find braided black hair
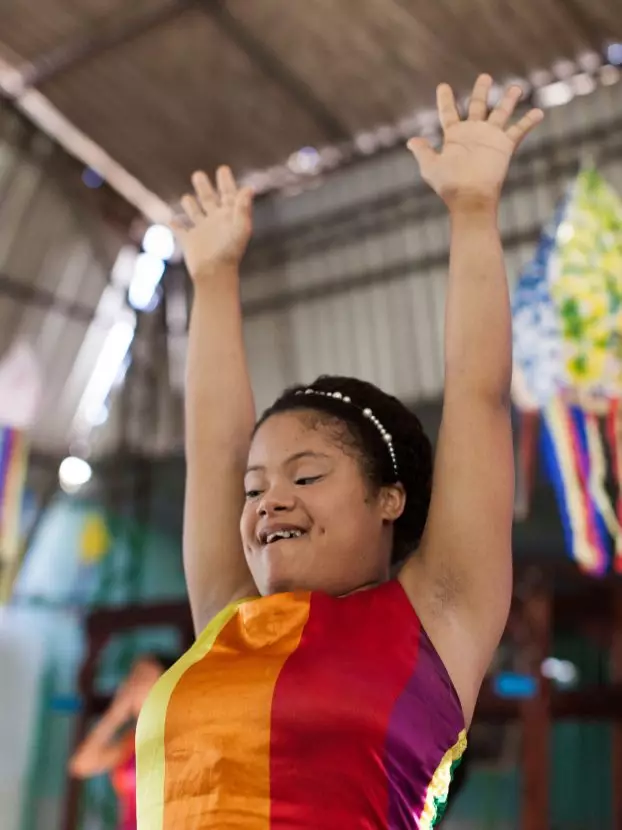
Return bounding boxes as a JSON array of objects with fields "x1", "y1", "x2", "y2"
[{"x1": 256, "y1": 375, "x2": 432, "y2": 564}]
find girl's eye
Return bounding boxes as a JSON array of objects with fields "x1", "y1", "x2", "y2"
[
  {"x1": 295, "y1": 476, "x2": 322, "y2": 486},
  {"x1": 245, "y1": 489, "x2": 262, "y2": 500}
]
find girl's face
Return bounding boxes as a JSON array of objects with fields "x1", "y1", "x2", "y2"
[{"x1": 240, "y1": 410, "x2": 404, "y2": 596}]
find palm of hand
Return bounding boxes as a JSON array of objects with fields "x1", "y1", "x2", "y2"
[
  {"x1": 408, "y1": 75, "x2": 543, "y2": 209},
  {"x1": 183, "y1": 207, "x2": 251, "y2": 275},
  {"x1": 173, "y1": 167, "x2": 254, "y2": 279},
  {"x1": 433, "y1": 121, "x2": 513, "y2": 203}
]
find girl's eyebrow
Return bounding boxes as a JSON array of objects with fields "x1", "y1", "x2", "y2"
[{"x1": 245, "y1": 450, "x2": 331, "y2": 474}]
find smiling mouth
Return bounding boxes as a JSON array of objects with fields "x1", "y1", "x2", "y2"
[{"x1": 262, "y1": 529, "x2": 306, "y2": 545}]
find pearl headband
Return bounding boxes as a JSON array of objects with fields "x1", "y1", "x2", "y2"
[{"x1": 294, "y1": 388, "x2": 399, "y2": 478}]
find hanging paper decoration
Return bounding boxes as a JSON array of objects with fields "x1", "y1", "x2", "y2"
[
  {"x1": 0, "y1": 340, "x2": 40, "y2": 601},
  {"x1": 606, "y1": 399, "x2": 622, "y2": 571},
  {"x1": 552, "y1": 168, "x2": 622, "y2": 398},
  {"x1": 512, "y1": 168, "x2": 622, "y2": 574},
  {"x1": 0, "y1": 426, "x2": 29, "y2": 600},
  {"x1": 513, "y1": 197, "x2": 568, "y2": 409}
]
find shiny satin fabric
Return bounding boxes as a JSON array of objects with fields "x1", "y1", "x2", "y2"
[{"x1": 136, "y1": 581, "x2": 466, "y2": 830}]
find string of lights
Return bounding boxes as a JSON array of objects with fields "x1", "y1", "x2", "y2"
[{"x1": 239, "y1": 46, "x2": 622, "y2": 198}]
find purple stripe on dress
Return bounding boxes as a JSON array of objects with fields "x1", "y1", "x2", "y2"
[{"x1": 383, "y1": 587, "x2": 465, "y2": 829}]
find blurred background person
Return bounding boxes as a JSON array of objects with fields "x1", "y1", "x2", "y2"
[{"x1": 69, "y1": 655, "x2": 176, "y2": 830}]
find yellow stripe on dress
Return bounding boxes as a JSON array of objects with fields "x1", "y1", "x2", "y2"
[
  {"x1": 419, "y1": 729, "x2": 468, "y2": 830},
  {"x1": 135, "y1": 600, "x2": 249, "y2": 830}
]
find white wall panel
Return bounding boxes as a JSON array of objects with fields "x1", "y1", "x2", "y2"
[{"x1": 244, "y1": 311, "x2": 290, "y2": 414}]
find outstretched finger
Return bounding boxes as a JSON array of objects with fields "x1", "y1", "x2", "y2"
[
  {"x1": 506, "y1": 108, "x2": 544, "y2": 147},
  {"x1": 468, "y1": 74, "x2": 493, "y2": 121},
  {"x1": 192, "y1": 171, "x2": 218, "y2": 214},
  {"x1": 216, "y1": 165, "x2": 237, "y2": 208},
  {"x1": 437, "y1": 83, "x2": 460, "y2": 131},
  {"x1": 180, "y1": 194, "x2": 203, "y2": 224},
  {"x1": 488, "y1": 84, "x2": 523, "y2": 129}
]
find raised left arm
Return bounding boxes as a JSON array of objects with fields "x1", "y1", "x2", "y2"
[
  {"x1": 400, "y1": 76, "x2": 543, "y2": 718},
  {"x1": 408, "y1": 206, "x2": 514, "y2": 670}
]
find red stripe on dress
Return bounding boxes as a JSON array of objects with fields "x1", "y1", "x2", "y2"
[{"x1": 269, "y1": 583, "x2": 420, "y2": 829}]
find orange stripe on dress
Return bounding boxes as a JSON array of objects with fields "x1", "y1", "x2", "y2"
[{"x1": 161, "y1": 593, "x2": 310, "y2": 829}]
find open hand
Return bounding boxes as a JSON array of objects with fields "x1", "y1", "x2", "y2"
[
  {"x1": 408, "y1": 75, "x2": 543, "y2": 211},
  {"x1": 172, "y1": 166, "x2": 254, "y2": 280}
]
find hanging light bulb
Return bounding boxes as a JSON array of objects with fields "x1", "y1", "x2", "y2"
[
  {"x1": 535, "y1": 80, "x2": 574, "y2": 108},
  {"x1": 288, "y1": 147, "x2": 321, "y2": 175},
  {"x1": 142, "y1": 224, "x2": 175, "y2": 262},
  {"x1": 59, "y1": 457, "x2": 92, "y2": 493},
  {"x1": 606, "y1": 43, "x2": 622, "y2": 67},
  {"x1": 128, "y1": 252, "x2": 165, "y2": 311},
  {"x1": 600, "y1": 65, "x2": 621, "y2": 86},
  {"x1": 571, "y1": 73, "x2": 597, "y2": 96}
]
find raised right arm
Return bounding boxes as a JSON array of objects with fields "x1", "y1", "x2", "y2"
[{"x1": 175, "y1": 168, "x2": 258, "y2": 633}]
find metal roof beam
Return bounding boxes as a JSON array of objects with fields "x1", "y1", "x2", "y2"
[{"x1": 203, "y1": 1, "x2": 350, "y2": 143}]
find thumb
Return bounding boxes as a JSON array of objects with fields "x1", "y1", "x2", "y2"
[{"x1": 407, "y1": 137, "x2": 436, "y2": 170}]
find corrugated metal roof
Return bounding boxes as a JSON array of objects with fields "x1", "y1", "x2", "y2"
[
  {"x1": 0, "y1": 1, "x2": 620, "y2": 459},
  {"x1": 0, "y1": 0, "x2": 619, "y2": 200}
]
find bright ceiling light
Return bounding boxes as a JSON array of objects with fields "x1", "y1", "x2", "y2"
[
  {"x1": 354, "y1": 132, "x2": 378, "y2": 155},
  {"x1": 578, "y1": 51, "x2": 602, "y2": 73},
  {"x1": 319, "y1": 146, "x2": 343, "y2": 168},
  {"x1": 535, "y1": 80, "x2": 574, "y2": 108},
  {"x1": 530, "y1": 68, "x2": 553, "y2": 88},
  {"x1": 59, "y1": 456, "x2": 92, "y2": 493},
  {"x1": 128, "y1": 252, "x2": 165, "y2": 311},
  {"x1": 601, "y1": 65, "x2": 621, "y2": 86},
  {"x1": 552, "y1": 59, "x2": 575, "y2": 79},
  {"x1": 607, "y1": 43, "x2": 622, "y2": 67},
  {"x1": 571, "y1": 72, "x2": 596, "y2": 96},
  {"x1": 90, "y1": 402, "x2": 109, "y2": 427},
  {"x1": 288, "y1": 147, "x2": 321, "y2": 175},
  {"x1": 376, "y1": 125, "x2": 398, "y2": 147},
  {"x1": 82, "y1": 167, "x2": 104, "y2": 189},
  {"x1": 73, "y1": 318, "x2": 135, "y2": 432},
  {"x1": 541, "y1": 657, "x2": 578, "y2": 686},
  {"x1": 142, "y1": 224, "x2": 175, "y2": 261}
]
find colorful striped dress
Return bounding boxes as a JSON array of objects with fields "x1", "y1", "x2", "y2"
[{"x1": 136, "y1": 580, "x2": 466, "y2": 829}]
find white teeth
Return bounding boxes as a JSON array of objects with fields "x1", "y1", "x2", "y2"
[{"x1": 265, "y1": 529, "x2": 303, "y2": 544}]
